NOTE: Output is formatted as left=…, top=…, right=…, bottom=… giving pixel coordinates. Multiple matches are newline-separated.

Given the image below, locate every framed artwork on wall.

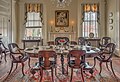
left=55, top=10, right=69, bottom=27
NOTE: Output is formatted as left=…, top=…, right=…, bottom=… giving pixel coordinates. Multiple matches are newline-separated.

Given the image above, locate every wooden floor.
left=0, top=54, right=120, bottom=82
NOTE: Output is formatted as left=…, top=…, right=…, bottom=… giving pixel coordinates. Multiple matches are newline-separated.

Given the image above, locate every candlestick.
left=71, top=21, right=74, bottom=32
left=69, top=35, right=71, bottom=43
left=50, top=21, right=54, bottom=32
left=54, top=34, right=55, bottom=44
left=71, top=26, right=73, bottom=32
left=51, top=26, right=53, bottom=32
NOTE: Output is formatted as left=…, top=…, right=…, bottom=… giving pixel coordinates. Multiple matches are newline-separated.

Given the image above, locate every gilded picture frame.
left=55, top=10, right=69, bottom=27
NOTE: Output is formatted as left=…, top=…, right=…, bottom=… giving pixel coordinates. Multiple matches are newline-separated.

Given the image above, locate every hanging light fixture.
left=51, top=0, right=72, bottom=8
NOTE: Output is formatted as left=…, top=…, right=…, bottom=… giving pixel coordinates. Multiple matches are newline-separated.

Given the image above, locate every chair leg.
left=1, top=53, right=3, bottom=59
left=99, top=62, right=102, bottom=75
left=21, top=63, right=25, bottom=76
left=9, top=53, right=12, bottom=59
left=70, top=68, right=73, bottom=82
left=81, top=68, right=85, bottom=82
left=93, top=57, right=96, bottom=68
left=7, top=62, right=13, bottom=77
left=110, top=61, right=116, bottom=77
left=4, top=53, right=7, bottom=62
left=66, top=65, right=68, bottom=74
left=15, top=63, right=18, bottom=70
left=106, top=62, right=110, bottom=71
left=51, top=68, right=54, bottom=82
left=39, top=68, right=43, bottom=82
left=55, top=66, right=57, bottom=77
left=28, top=57, right=31, bottom=68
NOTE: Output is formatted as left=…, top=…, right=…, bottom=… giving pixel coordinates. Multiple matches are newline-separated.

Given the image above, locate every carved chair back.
left=78, top=37, right=86, bottom=45
left=100, top=37, right=111, bottom=47
left=47, top=41, right=55, bottom=46
left=100, top=43, right=115, bottom=61
left=39, top=50, right=57, bottom=69
left=68, top=50, right=85, bottom=68
left=55, top=37, right=69, bottom=45
left=8, top=43, right=28, bottom=62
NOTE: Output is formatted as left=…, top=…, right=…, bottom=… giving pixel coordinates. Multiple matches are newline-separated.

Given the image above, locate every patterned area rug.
left=1, top=58, right=120, bottom=82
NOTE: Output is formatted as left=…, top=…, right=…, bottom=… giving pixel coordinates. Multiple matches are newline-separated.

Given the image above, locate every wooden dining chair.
left=55, top=37, right=69, bottom=45
left=78, top=37, right=86, bottom=45
left=0, top=41, right=9, bottom=62
left=99, top=37, right=111, bottom=49
left=67, top=50, right=85, bottom=82
left=93, top=43, right=116, bottom=77
left=70, top=41, right=77, bottom=45
left=7, top=43, right=29, bottom=77
left=47, top=41, right=55, bottom=46
left=0, top=47, right=2, bottom=63
left=39, top=50, right=57, bottom=82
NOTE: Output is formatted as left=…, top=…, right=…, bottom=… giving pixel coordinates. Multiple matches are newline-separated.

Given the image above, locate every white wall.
left=78, top=0, right=106, bottom=38
left=106, top=0, right=120, bottom=56
left=17, top=0, right=107, bottom=47
left=0, top=0, right=12, bottom=46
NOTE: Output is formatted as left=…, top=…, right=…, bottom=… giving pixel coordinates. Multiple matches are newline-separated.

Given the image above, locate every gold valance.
left=24, top=3, right=44, bottom=25
left=26, top=3, right=41, bottom=12
left=83, top=4, right=99, bottom=12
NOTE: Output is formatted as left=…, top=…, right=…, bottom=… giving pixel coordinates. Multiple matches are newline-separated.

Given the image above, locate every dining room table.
left=24, top=45, right=100, bottom=74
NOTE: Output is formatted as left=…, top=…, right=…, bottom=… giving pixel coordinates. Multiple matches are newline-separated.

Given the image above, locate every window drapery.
left=24, top=3, right=44, bottom=25
left=24, top=3, right=43, bottom=38
left=81, top=3, right=99, bottom=38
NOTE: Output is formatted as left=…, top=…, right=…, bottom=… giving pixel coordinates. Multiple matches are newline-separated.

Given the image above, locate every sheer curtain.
left=24, top=3, right=43, bottom=38
left=81, top=4, right=100, bottom=38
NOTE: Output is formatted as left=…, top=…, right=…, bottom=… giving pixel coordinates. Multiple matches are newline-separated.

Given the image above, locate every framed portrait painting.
left=55, top=10, right=69, bottom=27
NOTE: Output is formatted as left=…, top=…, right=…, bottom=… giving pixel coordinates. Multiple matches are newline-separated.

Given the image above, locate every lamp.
left=51, top=0, right=72, bottom=8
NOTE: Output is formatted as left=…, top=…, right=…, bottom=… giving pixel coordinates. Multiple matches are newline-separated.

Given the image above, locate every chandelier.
left=51, top=0, right=72, bottom=8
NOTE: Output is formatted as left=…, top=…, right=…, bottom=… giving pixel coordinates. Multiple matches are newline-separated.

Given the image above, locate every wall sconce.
left=50, top=21, right=54, bottom=32
left=71, top=21, right=74, bottom=32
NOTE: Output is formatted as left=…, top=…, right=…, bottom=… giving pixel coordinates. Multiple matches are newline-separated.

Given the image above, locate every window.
left=24, top=4, right=43, bottom=38
left=82, top=4, right=99, bottom=38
